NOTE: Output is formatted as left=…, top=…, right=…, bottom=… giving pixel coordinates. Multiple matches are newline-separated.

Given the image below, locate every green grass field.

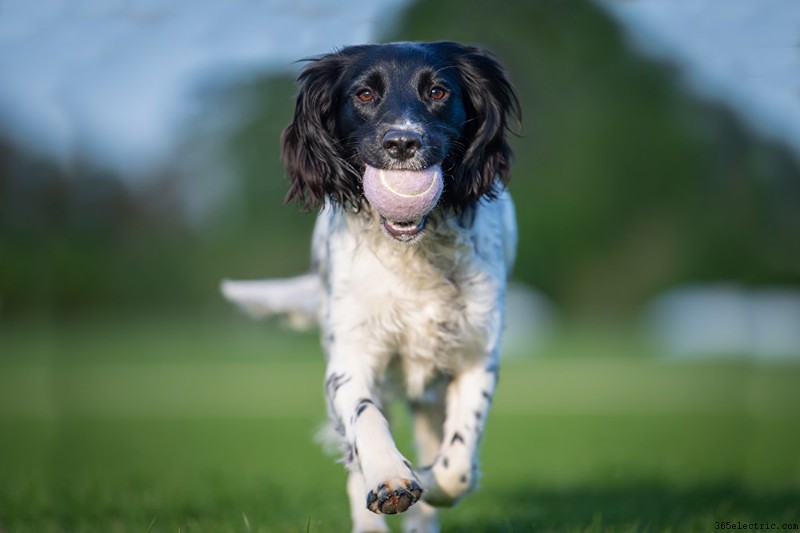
left=1, top=314, right=799, bottom=532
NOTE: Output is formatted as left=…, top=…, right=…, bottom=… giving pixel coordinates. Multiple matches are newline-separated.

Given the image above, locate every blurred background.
left=1, top=1, right=799, bottom=531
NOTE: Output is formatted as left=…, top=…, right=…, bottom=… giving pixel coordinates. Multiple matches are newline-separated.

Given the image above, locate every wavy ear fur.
left=281, top=53, right=361, bottom=211
left=445, top=43, right=521, bottom=207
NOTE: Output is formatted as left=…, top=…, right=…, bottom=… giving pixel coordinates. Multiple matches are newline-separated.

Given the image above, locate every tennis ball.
left=362, top=164, right=443, bottom=222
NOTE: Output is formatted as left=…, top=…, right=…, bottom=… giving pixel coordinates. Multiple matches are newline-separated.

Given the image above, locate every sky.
left=0, top=0, right=408, bottom=187
left=600, top=0, right=800, bottom=157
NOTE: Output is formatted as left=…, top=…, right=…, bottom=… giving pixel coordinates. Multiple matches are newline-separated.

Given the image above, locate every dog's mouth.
left=362, top=163, right=443, bottom=243
left=380, top=215, right=427, bottom=242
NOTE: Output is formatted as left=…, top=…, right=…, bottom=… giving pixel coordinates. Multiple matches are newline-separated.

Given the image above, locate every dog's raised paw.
left=366, top=479, right=423, bottom=514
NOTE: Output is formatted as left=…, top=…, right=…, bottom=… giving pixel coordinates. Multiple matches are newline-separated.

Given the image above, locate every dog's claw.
left=366, top=479, right=423, bottom=514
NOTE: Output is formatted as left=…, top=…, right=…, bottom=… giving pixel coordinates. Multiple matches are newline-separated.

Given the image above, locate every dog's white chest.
left=323, top=215, right=500, bottom=396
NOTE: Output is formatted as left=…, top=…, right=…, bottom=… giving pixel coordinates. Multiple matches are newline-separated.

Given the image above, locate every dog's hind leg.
left=402, top=500, right=439, bottom=533
left=403, top=397, right=445, bottom=533
left=347, top=469, right=389, bottom=533
left=416, top=358, right=498, bottom=507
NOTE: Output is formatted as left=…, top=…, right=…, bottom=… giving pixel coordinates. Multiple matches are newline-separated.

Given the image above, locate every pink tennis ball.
left=362, top=165, right=443, bottom=222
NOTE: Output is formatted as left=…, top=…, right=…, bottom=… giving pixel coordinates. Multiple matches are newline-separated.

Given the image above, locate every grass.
left=1, top=313, right=799, bottom=532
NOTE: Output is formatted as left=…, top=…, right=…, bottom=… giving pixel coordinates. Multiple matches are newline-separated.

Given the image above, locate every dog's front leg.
left=417, top=357, right=498, bottom=507
left=326, top=350, right=422, bottom=521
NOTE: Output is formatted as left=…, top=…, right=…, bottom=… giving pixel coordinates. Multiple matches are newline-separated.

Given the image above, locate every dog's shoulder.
left=470, top=188, right=517, bottom=277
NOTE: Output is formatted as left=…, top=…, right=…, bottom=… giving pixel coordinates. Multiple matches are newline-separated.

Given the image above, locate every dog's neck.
left=341, top=203, right=478, bottom=268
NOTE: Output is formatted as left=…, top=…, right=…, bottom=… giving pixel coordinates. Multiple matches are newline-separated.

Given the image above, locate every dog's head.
left=281, top=41, right=520, bottom=241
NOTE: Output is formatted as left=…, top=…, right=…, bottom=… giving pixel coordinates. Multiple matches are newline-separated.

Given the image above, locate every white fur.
left=223, top=189, right=516, bottom=533
left=220, top=274, right=320, bottom=328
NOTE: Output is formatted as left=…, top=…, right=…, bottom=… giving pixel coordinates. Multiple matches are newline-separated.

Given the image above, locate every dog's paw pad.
left=366, top=479, right=422, bottom=514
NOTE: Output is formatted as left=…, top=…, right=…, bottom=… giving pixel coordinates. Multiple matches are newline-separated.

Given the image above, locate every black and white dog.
left=223, top=41, right=520, bottom=533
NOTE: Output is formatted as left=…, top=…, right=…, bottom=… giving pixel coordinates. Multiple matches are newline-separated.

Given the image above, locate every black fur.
left=281, top=41, right=521, bottom=212
left=354, top=397, right=375, bottom=418
left=325, top=372, right=351, bottom=401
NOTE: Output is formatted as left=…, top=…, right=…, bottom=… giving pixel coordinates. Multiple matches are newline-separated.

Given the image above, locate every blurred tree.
left=394, top=0, right=800, bottom=319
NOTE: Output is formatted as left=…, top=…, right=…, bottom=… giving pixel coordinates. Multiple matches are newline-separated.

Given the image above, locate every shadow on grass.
left=441, top=482, right=800, bottom=532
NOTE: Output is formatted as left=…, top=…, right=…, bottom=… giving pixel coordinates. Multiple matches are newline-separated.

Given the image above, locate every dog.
left=222, top=41, right=520, bottom=533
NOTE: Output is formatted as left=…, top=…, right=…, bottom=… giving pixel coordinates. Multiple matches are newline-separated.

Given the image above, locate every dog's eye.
left=356, top=89, right=374, bottom=102
left=429, top=86, right=447, bottom=101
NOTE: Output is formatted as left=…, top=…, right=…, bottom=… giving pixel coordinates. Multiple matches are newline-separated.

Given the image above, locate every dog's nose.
left=382, top=130, right=422, bottom=160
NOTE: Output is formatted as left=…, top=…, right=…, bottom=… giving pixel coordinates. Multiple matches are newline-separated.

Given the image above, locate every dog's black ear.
left=281, top=53, right=360, bottom=210
left=445, top=43, right=521, bottom=207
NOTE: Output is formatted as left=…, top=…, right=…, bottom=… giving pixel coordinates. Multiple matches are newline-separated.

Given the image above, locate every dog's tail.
left=220, top=273, right=321, bottom=330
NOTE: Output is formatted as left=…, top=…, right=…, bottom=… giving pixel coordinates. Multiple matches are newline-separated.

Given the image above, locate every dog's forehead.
left=343, top=42, right=452, bottom=82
